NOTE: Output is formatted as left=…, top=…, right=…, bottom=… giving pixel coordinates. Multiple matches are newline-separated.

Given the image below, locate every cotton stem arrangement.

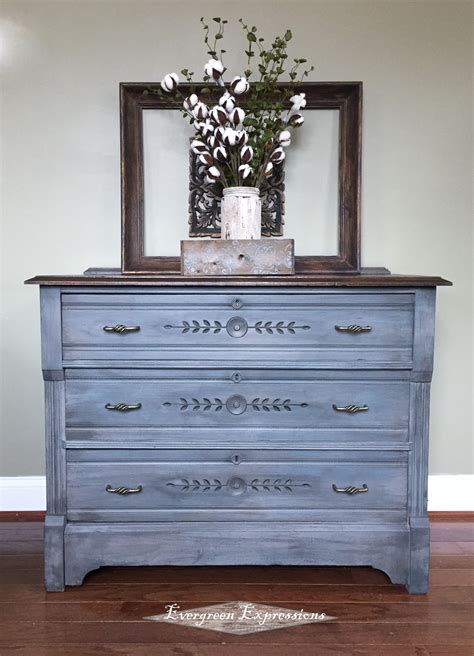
left=153, top=17, right=314, bottom=190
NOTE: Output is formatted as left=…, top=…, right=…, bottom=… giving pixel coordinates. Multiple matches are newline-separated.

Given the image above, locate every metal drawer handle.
left=105, top=403, right=142, bottom=411
left=103, top=324, right=140, bottom=334
left=106, top=485, right=143, bottom=495
left=335, top=325, right=372, bottom=333
left=332, top=483, right=368, bottom=495
left=332, top=404, right=369, bottom=413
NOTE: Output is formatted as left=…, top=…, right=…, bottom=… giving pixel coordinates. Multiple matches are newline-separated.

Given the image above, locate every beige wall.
left=0, top=0, right=472, bottom=476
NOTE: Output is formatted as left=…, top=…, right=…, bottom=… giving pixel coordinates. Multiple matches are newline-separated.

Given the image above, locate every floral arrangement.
left=153, top=17, right=314, bottom=190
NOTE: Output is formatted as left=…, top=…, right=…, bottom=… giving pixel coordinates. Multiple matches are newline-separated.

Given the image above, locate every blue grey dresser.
left=26, top=271, right=451, bottom=593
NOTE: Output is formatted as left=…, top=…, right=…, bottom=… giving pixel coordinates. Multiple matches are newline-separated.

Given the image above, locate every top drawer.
left=61, top=290, right=415, bottom=367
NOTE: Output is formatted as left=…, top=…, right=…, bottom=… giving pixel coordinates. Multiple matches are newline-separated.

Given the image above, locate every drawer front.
left=65, top=372, right=410, bottom=431
left=61, top=291, right=414, bottom=366
left=67, top=449, right=408, bottom=518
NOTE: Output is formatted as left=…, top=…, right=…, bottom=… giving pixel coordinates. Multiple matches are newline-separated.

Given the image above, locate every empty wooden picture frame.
left=120, top=81, right=362, bottom=274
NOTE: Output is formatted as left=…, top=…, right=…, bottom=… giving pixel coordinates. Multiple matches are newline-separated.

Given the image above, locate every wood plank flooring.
left=0, top=520, right=473, bottom=655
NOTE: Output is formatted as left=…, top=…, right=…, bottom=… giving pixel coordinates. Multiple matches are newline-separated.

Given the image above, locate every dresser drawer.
left=66, top=449, right=408, bottom=521
left=65, top=370, right=410, bottom=431
left=61, top=291, right=414, bottom=366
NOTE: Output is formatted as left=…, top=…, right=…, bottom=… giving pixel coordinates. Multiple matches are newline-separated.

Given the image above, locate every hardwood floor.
left=0, top=521, right=472, bottom=655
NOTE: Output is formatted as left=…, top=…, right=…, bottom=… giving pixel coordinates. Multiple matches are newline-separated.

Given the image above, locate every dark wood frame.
left=121, top=82, right=362, bottom=274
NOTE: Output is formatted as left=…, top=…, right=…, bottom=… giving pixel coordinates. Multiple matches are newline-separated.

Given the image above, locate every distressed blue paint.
left=37, top=285, right=438, bottom=593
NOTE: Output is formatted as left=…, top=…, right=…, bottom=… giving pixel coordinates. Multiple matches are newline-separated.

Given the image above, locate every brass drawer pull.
left=332, top=483, right=368, bottom=495
left=106, top=484, right=143, bottom=495
left=332, top=404, right=369, bottom=413
left=105, top=403, right=142, bottom=411
left=103, top=324, right=140, bottom=334
left=335, top=325, right=372, bottom=333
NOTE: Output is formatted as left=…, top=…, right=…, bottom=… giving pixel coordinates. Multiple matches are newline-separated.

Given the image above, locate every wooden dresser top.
left=25, top=268, right=452, bottom=288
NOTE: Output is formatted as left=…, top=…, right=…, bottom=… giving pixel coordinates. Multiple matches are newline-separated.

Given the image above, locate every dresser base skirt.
left=44, top=518, right=429, bottom=594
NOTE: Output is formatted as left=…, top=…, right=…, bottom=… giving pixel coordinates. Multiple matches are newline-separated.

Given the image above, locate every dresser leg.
left=407, top=516, right=430, bottom=594
left=44, top=515, right=66, bottom=592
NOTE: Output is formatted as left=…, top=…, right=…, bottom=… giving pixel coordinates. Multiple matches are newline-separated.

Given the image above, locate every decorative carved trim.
left=250, top=398, right=308, bottom=412
left=166, top=477, right=311, bottom=494
left=163, top=398, right=225, bottom=411
left=164, top=318, right=310, bottom=335
left=167, top=478, right=224, bottom=491
left=162, top=396, right=308, bottom=413
left=248, top=478, right=311, bottom=492
left=252, top=321, right=310, bottom=334
left=164, top=320, right=224, bottom=334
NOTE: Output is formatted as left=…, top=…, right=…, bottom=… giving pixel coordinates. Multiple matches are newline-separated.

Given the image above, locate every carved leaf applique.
left=164, top=397, right=308, bottom=412
left=166, top=477, right=311, bottom=493
left=164, top=320, right=310, bottom=335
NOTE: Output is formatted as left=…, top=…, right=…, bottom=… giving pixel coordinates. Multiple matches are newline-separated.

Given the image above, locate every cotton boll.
left=271, top=147, right=285, bottom=163
left=191, top=139, right=207, bottom=154
left=229, top=107, right=245, bottom=128
left=239, top=164, right=252, bottom=179
left=160, top=73, right=179, bottom=93
left=289, top=113, right=304, bottom=127
left=278, top=130, right=291, bottom=147
left=208, top=165, right=221, bottom=179
left=290, top=93, right=306, bottom=110
left=222, top=127, right=238, bottom=147
left=213, top=146, right=228, bottom=162
left=183, top=93, right=199, bottom=110
left=236, top=130, right=249, bottom=146
left=204, top=58, right=224, bottom=81
left=219, top=92, right=235, bottom=113
left=200, top=121, right=215, bottom=138
left=210, top=105, right=228, bottom=125
left=264, top=162, right=274, bottom=177
left=214, top=126, right=226, bottom=143
left=230, top=76, right=249, bottom=95
left=198, top=152, right=213, bottom=166
left=193, top=102, right=209, bottom=121
left=240, top=145, right=253, bottom=163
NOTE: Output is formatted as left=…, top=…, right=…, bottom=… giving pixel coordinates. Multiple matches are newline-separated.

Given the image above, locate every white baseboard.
left=0, top=474, right=472, bottom=512
left=426, top=475, right=473, bottom=511
left=0, top=476, right=46, bottom=511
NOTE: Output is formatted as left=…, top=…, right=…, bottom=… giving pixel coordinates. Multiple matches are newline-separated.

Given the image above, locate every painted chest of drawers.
left=28, top=272, right=450, bottom=593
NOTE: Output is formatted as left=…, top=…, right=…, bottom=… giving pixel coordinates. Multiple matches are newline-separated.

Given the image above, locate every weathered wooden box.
left=181, top=239, right=295, bottom=276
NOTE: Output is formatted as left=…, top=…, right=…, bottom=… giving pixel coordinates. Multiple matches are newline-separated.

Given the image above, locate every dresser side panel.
left=407, top=288, right=435, bottom=593
left=44, top=380, right=67, bottom=515
left=40, top=287, right=64, bottom=379
left=412, top=288, right=436, bottom=381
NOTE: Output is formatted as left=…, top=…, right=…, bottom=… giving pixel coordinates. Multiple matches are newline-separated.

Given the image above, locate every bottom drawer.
left=67, top=449, right=408, bottom=522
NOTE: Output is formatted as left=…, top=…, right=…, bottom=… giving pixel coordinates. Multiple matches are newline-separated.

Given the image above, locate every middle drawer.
left=65, top=369, right=410, bottom=432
